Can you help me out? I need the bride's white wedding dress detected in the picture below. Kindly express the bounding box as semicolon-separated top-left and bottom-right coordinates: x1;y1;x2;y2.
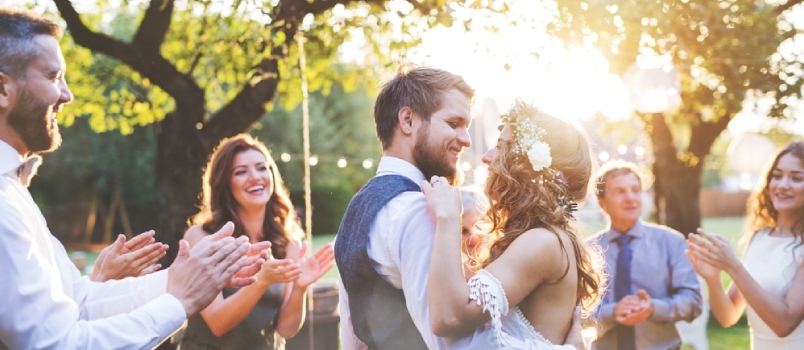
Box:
445;270;576;350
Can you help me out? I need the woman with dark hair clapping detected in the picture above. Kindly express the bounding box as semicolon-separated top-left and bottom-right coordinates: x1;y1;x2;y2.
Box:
179;134;335;350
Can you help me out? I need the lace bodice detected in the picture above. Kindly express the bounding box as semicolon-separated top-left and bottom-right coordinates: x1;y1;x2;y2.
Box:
446;269;576;350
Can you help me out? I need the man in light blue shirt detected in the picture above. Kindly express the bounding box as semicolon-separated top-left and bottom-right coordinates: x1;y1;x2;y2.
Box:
588;161;701;350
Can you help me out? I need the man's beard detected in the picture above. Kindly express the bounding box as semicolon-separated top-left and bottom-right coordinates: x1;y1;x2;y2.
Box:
413;125;463;186
8;87;61;154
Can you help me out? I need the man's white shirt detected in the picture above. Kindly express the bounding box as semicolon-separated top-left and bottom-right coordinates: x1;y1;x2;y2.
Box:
0;140;186;349
338;156;447;350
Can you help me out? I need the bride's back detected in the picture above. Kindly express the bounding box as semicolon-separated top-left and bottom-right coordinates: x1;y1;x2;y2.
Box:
518;228;579;344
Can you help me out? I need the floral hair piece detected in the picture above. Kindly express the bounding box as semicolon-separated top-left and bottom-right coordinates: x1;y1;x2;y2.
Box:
500;100;578;219
500;102;551;172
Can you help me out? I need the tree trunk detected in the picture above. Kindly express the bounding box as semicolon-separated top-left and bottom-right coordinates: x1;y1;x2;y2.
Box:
652;155;704;238
154;112;211;266
643;112;729;238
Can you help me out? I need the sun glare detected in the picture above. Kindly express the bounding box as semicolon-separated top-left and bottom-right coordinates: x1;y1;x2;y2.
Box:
404;10;633;123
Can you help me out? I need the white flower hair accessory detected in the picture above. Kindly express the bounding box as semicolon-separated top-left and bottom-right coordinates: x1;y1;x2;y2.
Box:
499;100;578;220
500;100;551;172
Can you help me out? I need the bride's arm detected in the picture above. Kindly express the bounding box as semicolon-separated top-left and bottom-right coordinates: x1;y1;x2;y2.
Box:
422;180;564;338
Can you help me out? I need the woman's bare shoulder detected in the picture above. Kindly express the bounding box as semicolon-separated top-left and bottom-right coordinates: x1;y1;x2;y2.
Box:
506;228;568;270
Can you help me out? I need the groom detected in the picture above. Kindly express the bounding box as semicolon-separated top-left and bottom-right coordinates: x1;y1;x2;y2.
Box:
335;65;584;349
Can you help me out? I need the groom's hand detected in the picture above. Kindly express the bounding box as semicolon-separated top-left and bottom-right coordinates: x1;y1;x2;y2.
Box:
564;306;586;350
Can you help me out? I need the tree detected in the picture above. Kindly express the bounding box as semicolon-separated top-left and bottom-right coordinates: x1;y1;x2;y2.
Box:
48;0;460;264
549;0;803;235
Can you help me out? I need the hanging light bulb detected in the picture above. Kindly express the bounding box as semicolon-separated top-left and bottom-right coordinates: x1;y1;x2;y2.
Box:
280;153;291;162
309;155;318;166
362;158;373;169
337;158;347;168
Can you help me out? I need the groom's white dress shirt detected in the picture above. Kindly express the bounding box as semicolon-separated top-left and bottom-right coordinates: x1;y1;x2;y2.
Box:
339;156;447;350
0;140;186;349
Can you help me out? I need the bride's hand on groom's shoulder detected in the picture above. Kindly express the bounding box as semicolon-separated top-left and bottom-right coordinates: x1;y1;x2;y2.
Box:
420;176;462;221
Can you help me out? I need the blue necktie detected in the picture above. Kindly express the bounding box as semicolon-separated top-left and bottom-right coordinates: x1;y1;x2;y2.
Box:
615;234;636;350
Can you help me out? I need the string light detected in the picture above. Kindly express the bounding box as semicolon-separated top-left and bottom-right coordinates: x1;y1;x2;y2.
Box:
275;153;376;170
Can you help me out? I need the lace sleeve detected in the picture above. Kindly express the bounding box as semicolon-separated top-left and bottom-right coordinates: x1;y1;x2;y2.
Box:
467;269;510;346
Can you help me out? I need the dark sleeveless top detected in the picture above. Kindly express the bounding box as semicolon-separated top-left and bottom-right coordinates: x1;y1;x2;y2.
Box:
179;283;286;350
334;175;428;349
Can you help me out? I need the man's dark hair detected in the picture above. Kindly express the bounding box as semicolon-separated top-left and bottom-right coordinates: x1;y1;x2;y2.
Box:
374;65;474;149
0;7;62;79
594;160;644;198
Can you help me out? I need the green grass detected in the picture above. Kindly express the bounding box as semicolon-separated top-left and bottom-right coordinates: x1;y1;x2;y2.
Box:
706;324;751;350
311;233;339;282
684;217;751;349
700;216;747;290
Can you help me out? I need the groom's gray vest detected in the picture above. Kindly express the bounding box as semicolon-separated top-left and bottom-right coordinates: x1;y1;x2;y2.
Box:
334;175;428;350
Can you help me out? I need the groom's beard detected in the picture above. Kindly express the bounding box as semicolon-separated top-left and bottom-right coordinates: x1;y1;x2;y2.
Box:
448;167;464;186
413;126;463;186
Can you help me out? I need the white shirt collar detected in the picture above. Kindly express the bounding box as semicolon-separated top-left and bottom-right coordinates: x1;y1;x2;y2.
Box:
376;156;426;185
0;139;25;177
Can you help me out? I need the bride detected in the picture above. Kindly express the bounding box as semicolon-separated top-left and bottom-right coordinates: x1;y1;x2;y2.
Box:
422;101;605;349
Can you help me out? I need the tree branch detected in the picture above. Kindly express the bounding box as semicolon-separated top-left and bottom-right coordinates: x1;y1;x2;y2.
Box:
776;0;803;15
131;0;175;55
688;113;731;159
203;0;431;142
404;0;436;15
55;0;205;124
54;0;131;60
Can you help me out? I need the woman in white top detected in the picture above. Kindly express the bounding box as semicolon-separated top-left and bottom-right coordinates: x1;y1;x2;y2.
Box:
422;101;605;349
687;141;804;349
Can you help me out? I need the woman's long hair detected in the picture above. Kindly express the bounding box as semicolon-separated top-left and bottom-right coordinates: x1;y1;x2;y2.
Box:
478;104;605;312
741;141;804;252
189;134;302;258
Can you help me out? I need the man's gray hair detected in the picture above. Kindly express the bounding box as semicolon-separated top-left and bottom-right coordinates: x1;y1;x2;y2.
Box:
460;186;488;213
0;7;62;79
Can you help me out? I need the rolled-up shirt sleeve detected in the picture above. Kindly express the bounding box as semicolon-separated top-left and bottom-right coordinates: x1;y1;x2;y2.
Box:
0;199;186;349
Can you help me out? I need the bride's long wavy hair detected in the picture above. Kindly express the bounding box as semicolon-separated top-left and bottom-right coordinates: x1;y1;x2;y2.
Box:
189;134;302;258
478;104;605;311
742;142;804;252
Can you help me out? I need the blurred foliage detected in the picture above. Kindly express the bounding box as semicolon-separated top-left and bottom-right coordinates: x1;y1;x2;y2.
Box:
253;83;381;191
38;0;470;133
547;0;801;234
548;0;801;145
28;121;159;241
290;185;356;235
22;0;509;255
54;5;173;134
